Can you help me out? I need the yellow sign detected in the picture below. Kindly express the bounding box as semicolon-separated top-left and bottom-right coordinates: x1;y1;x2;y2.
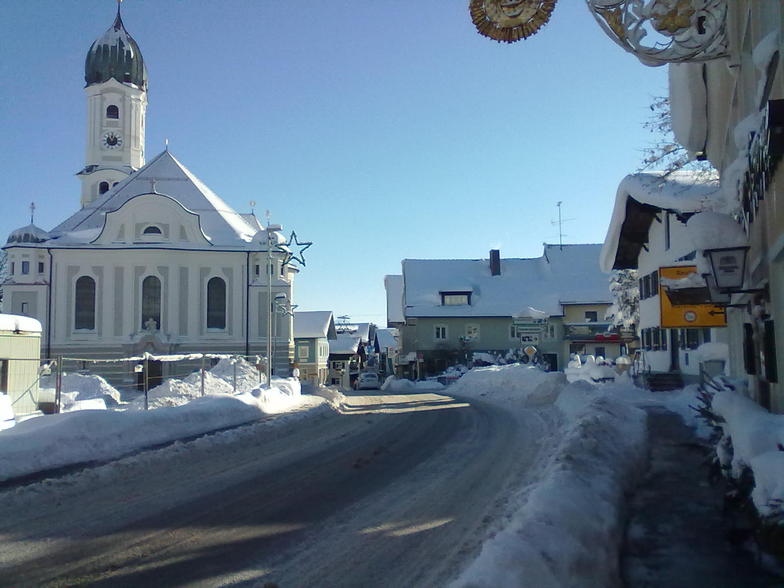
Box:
659;266;726;328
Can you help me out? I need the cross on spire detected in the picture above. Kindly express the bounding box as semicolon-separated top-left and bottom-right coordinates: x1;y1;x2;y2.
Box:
30;202;36;225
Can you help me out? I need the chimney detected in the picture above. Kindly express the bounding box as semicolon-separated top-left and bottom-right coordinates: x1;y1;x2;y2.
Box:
490;249;501;276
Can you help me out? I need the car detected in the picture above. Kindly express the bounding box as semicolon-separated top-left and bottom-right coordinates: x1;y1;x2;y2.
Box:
355;372;380;390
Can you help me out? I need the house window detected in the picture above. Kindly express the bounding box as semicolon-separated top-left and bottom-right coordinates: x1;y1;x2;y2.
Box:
584;311;598;323
206;277;226;329
38;262;44;273
255;264;260;277
75;275;96;330
650;271;659;296
99;182;110;194
21;261;29;275
465;324;480;342
9;262;14;275
143;225;162;235
141;275;162;330
685;328;699;350
434;325;447;341
20;302;29;315
297;345;309;360
642;275;651;299
441;291;471;306
106;104;119;119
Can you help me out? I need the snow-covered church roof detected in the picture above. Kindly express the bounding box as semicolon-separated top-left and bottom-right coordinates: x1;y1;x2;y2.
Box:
44;150;262;248
403;244;610;318
600;170;720;272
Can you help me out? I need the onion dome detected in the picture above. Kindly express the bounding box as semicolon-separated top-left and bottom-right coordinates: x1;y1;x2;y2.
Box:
6;224;50;245
84;5;147;89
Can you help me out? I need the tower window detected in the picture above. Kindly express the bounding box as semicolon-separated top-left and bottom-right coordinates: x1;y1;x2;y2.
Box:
143;225;162;235
99;181;110;194
106;105;119;119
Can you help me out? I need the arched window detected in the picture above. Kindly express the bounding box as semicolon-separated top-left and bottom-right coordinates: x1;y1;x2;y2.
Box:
207;277;226;329
99;181;110;194
106;104;119;119
143;225;162;235
75;276;96;330
141;276;161;330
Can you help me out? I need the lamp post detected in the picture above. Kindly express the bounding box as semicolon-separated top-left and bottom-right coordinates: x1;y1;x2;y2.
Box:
272;293;297;379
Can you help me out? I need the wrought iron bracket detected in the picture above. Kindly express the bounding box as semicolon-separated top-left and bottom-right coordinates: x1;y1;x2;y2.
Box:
585;0;729;66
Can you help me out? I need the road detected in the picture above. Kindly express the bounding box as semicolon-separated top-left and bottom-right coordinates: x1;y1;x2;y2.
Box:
0;389;558;587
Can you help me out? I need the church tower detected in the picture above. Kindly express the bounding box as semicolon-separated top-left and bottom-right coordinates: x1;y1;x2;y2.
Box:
78;3;148;207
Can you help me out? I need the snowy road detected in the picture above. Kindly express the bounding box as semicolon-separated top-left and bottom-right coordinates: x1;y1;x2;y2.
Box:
0;389;557;587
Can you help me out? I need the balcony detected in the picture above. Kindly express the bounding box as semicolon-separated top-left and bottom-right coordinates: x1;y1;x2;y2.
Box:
563;322;620;341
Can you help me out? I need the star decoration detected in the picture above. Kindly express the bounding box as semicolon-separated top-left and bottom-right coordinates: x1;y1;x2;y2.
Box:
280;231;312;267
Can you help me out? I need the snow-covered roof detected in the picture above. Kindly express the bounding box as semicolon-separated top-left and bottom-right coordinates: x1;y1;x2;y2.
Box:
6;224;50;245
385;275;404;324
335;322;370;341
600;171;720;272
374;328;399;351
45;151;261;247
0;314;42;334
293;311;336;340
329;334;361;355
403;244;611;318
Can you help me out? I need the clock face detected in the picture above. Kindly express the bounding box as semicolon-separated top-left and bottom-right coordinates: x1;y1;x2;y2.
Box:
102;131;123;150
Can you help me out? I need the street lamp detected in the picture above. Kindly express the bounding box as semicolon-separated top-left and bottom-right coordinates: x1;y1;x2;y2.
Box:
703;246;749;292
272;293;297;380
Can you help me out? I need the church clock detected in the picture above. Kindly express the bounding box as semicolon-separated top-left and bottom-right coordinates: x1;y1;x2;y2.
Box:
102;130;124;150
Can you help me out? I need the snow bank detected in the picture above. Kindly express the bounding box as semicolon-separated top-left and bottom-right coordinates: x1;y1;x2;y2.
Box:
711;386;784;517
453;383;647;588
0;385;316;482
564;356;617;384
449;364;556;403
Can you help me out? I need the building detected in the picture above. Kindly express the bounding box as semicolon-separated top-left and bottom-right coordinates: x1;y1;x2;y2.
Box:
601;171;730;383
0;314;43;416
593;2;783;410
2;6;301;383
293;311;336;386
391;245;632;377
373;327;399;377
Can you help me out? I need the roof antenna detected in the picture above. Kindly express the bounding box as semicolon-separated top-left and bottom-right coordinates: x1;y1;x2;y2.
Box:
550;201;574;251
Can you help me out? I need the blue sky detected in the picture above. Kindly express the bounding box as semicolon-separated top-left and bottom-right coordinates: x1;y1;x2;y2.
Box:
0;1;667;324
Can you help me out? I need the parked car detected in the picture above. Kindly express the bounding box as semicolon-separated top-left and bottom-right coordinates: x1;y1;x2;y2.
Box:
354;372;380;390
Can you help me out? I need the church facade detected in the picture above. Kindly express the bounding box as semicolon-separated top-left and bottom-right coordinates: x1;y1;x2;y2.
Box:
2;7;298;380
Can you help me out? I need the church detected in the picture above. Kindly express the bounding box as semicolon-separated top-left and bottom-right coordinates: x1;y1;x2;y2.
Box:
2;6;300;381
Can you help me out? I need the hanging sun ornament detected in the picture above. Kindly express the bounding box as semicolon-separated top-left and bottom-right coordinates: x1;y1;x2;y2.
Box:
470;0;558;43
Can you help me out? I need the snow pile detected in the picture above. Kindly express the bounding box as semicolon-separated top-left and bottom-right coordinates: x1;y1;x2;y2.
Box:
41;372;122;409
564;355;617;384
711;385;784;518
453;378;647;588
697;342;729;362
131;357;265;409
0;386;318;482
450;364;565;406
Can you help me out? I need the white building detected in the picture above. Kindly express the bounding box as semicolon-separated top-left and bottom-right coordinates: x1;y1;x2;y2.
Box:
0;314;43;417
601;171;729;381
2;7;300;382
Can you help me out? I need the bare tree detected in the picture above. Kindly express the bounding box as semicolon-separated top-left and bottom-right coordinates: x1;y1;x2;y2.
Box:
639;96;714;177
